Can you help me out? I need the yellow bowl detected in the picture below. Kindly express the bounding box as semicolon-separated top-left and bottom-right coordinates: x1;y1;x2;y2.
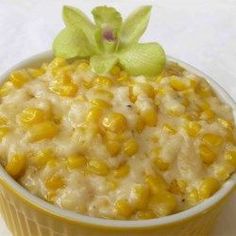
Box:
0;51;235;236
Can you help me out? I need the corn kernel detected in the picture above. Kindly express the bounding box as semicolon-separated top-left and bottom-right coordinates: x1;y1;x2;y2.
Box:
169;179;186;194
198;101;210;111
20;107;45;125
170;77;188;91
78;62;89;71
116;71;131;86
198;177;220;200
5;154;26;179
199;144;216;165
50;83;78;97
181;89;194;98
151;147;161;156
93;89;114;100
138;83;155;99
90;99;111;109
49;57;67;67
29;121;58;142
186;188;199;206
0;81;14;97
129;87;137;103
95;76;112;87
163;124;176;135
141;108;157;127
185;121;201;137
9;70;30;88
0;127;9;141
120;71;129;78
49;57;67;68
153;157;169;171
178;180;187;192
135;210;156;219
155;75;164;83
114;199;133;218
82;80;93;89
123;138;139;157
151;136;160;143
45;191;57;203
41;63;48;71
167;106;184;117
150;190;177;216
116;75;132;86
196;84;213;97
54;64;77;77
70;59;83;66
102;112;127;133
130;184;150;210
181;97;189;107
225;131;235;143
184;111;200;121
113;164;130;178
111;65;121;76
33;149;55;168
28;68;45;78
47;159;59;168
67;155;87;169
0;117;7;126
71;59;85;66
105;140;121;156
201;109;215;121
190;79;199;89
105;131;124;142
145;175;168;194
215;162;235;181
217;118;233;130
135;117;145;133
55;73;72;84
106;179;118;191
86;107;103;123
87;159;109;176
156;87;168;96
224;151;236;167
164;63;185;77
202;133;223;147
45;175;65;190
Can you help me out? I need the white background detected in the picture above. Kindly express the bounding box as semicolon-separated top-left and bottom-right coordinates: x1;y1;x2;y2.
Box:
0;0;235;235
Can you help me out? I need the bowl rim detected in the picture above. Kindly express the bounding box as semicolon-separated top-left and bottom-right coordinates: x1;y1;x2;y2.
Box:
0;51;235;229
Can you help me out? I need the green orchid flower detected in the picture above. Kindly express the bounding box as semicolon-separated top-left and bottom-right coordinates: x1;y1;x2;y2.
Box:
53;5;166;77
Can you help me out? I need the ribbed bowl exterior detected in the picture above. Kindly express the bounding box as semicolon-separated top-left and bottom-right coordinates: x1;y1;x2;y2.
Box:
0;181;231;236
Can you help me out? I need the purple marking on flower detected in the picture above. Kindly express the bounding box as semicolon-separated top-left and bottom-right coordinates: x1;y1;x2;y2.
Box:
102;28;116;42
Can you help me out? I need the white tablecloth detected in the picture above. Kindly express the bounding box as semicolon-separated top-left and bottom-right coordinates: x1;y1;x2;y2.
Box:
0;0;235;235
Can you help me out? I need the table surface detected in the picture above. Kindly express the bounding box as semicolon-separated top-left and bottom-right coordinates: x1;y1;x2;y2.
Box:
0;0;235;235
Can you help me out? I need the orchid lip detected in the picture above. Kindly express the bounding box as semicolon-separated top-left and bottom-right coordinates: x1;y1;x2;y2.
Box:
103;28;116;42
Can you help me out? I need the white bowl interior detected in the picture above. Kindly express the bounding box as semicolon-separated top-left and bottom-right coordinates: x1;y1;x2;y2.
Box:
0;51;235;228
